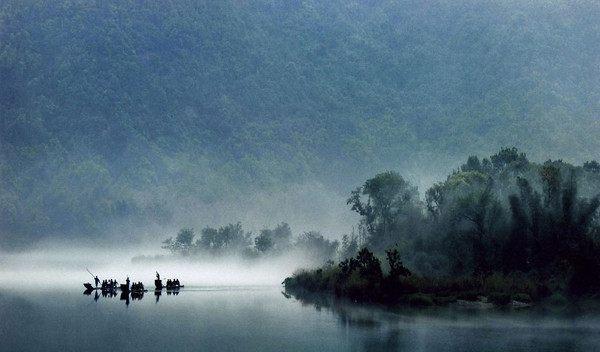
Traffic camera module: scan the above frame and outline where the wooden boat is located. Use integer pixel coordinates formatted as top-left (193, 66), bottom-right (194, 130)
top-left (166, 285), bottom-right (184, 290)
top-left (84, 282), bottom-right (118, 291)
top-left (155, 278), bottom-right (184, 290)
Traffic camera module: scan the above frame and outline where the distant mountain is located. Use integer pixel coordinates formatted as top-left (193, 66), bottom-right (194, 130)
top-left (1, 0), bottom-right (598, 248)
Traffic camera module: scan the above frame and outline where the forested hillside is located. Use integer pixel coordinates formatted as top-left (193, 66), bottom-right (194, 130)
top-left (1, 0), bottom-right (599, 248)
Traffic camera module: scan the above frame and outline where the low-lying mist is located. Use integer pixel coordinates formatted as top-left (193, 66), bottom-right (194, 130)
top-left (0, 245), bottom-right (318, 290)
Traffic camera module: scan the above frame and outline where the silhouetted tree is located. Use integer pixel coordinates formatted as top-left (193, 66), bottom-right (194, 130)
top-left (162, 228), bottom-right (195, 256)
top-left (254, 232), bottom-right (274, 253)
top-left (348, 171), bottom-right (422, 251)
top-left (583, 160), bottom-right (600, 173)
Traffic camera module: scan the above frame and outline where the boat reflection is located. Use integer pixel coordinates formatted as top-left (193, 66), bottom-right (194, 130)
top-left (84, 287), bottom-right (182, 305)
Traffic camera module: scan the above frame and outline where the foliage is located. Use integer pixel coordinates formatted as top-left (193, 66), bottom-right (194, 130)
top-left (254, 223), bottom-right (292, 253)
top-left (254, 232), bottom-right (274, 253)
top-left (294, 231), bottom-right (339, 263)
top-left (347, 171), bottom-right (423, 252)
top-left (338, 234), bottom-right (359, 260)
top-left (162, 228), bottom-right (196, 256)
top-left (2, 0), bottom-right (600, 248)
top-left (286, 148), bottom-right (600, 303)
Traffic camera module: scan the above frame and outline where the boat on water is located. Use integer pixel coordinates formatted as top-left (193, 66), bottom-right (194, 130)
top-left (84, 282), bottom-right (118, 291)
top-left (155, 278), bottom-right (184, 290)
top-left (120, 284), bottom-right (148, 293)
top-left (167, 284), bottom-right (184, 290)
top-left (84, 272), bottom-right (179, 293)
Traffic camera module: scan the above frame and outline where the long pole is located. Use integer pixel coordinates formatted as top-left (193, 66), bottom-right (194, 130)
top-left (86, 267), bottom-right (95, 279)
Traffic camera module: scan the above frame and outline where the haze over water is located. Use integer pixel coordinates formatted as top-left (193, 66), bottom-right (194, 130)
top-left (1, 251), bottom-right (600, 352)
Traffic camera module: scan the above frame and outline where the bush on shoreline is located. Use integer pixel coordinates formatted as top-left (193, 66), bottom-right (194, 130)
top-left (283, 247), bottom-right (566, 307)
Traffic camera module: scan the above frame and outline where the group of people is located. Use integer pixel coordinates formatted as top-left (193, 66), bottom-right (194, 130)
top-left (155, 272), bottom-right (182, 289)
top-left (102, 279), bottom-right (118, 290)
top-left (131, 281), bottom-right (145, 292)
top-left (166, 279), bottom-right (181, 288)
top-left (94, 276), bottom-right (119, 291)
top-left (90, 272), bottom-right (182, 293)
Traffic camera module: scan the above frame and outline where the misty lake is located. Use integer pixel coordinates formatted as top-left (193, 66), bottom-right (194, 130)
top-left (2, 286), bottom-right (600, 352)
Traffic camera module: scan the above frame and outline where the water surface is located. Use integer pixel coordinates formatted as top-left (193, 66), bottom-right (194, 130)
top-left (1, 286), bottom-right (599, 352)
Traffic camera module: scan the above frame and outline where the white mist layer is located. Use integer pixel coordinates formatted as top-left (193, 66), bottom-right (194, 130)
top-left (0, 247), bottom-right (317, 290)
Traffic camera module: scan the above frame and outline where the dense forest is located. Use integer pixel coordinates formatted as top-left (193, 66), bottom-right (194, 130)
top-left (283, 148), bottom-right (600, 305)
top-left (1, 0), bottom-right (599, 248)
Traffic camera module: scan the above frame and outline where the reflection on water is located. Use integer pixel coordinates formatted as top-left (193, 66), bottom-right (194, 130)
top-left (83, 288), bottom-right (181, 305)
top-left (1, 287), bottom-right (600, 352)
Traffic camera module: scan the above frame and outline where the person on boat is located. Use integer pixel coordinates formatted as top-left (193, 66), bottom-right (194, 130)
top-left (156, 272), bottom-right (160, 280)
top-left (94, 276), bottom-right (100, 288)
top-left (174, 279), bottom-right (180, 287)
top-left (166, 279), bottom-right (172, 287)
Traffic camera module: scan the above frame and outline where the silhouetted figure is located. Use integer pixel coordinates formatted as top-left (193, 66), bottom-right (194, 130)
top-left (120, 291), bottom-right (130, 306)
top-left (94, 276), bottom-right (100, 288)
top-left (156, 271), bottom-right (160, 280)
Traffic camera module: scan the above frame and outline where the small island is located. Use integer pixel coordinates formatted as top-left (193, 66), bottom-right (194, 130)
top-left (284, 148), bottom-right (600, 308)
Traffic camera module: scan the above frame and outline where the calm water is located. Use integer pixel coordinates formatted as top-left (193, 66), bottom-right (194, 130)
top-left (1, 286), bottom-right (600, 352)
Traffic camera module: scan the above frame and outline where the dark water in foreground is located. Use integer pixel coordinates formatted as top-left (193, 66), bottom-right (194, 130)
top-left (1, 287), bottom-right (600, 352)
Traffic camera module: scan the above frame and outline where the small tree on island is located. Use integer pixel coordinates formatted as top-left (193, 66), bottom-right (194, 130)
top-left (162, 228), bottom-right (196, 256)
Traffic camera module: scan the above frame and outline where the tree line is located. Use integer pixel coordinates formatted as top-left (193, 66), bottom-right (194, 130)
top-left (284, 148), bottom-right (600, 303)
top-left (3, 0), bottom-right (599, 249)
top-left (161, 222), bottom-right (339, 263)
top-left (163, 148), bottom-right (600, 301)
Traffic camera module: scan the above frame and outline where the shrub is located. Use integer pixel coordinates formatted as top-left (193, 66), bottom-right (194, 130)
top-left (488, 292), bottom-right (512, 306)
top-left (547, 292), bottom-right (567, 306)
top-left (457, 291), bottom-right (480, 301)
top-left (407, 293), bottom-right (434, 307)
top-left (513, 293), bottom-right (532, 303)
